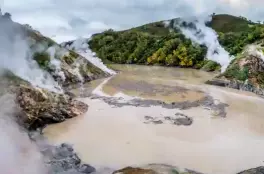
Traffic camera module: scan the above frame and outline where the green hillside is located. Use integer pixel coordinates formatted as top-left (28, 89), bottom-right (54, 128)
top-left (88, 14), bottom-right (264, 71)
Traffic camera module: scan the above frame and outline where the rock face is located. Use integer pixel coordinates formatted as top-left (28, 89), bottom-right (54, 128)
top-left (16, 85), bottom-right (88, 129)
top-left (207, 45), bottom-right (264, 96)
top-left (48, 49), bottom-right (109, 87)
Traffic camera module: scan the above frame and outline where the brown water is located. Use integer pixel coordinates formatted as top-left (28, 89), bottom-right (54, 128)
top-left (44, 65), bottom-right (264, 174)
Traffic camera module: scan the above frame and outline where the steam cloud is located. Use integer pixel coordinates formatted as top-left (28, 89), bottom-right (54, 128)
top-left (0, 94), bottom-right (47, 174)
top-left (247, 45), bottom-right (264, 62)
top-left (174, 16), bottom-right (233, 72)
top-left (0, 16), bottom-right (62, 92)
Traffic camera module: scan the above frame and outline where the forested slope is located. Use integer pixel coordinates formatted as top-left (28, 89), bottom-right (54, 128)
top-left (88, 14), bottom-right (264, 71)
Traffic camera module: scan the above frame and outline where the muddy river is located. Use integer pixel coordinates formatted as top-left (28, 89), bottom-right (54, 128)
top-left (43, 65), bottom-right (264, 174)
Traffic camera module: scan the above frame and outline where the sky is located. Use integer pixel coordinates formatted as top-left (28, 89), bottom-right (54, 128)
top-left (1, 0), bottom-right (263, 43)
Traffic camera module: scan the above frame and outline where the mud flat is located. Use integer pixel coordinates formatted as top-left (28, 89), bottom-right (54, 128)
top-left (44, 65), bottom-right (264, 174)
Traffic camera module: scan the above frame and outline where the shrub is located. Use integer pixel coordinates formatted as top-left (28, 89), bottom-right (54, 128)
top-left (223, 64), bottom-right (249, 81)
top-left (33, 52), bottom-right (50, 69)
top-left (202, 60), bottom-right (221, 72)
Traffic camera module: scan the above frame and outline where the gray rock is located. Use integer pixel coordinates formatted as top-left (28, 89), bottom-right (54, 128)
top-left (174, 117), bottom-right (193, 126)
top-left (145, 116), bottom-right (154, 120)
top-left (237, 166), bottom-right (264, 174)
top-left (152, 120), bottom-right (163, 124)
top-left (78, 164), bottom-right (96, 173)
top-left (42, 143), bottom-right (96, 174)
top-left (206, 79), bottom-right (264, 97)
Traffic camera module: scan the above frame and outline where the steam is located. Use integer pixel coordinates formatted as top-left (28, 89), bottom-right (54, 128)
top-left (0, 16), bottom-right (62, 93)
top-left (174, 16), bottom-right (232, 72)
top-left (47, 46), bottom-right (66, 82)
top-left (247, 45), bottom-right (264, 61)
top-left (0, 94), bottom-right (47, 174)
top-left (63, 38), bottom-right (116, 75)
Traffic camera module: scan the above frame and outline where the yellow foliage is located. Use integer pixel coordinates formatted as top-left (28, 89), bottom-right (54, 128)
top-left (147, 57), bottom-right (152, 64)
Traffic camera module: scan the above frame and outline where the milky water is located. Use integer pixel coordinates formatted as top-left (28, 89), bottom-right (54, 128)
top-left (44, 65), bottom-right (264, 174)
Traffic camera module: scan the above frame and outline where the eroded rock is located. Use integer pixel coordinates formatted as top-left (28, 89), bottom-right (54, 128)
top-left (16, 85), bottom-right (88, 129)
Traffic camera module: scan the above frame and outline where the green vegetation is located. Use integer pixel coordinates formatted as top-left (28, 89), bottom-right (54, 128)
top-left (89, 27), bottom-right (207, 69)
top-left (202, 60), bottom-right (221, 72)
top-left (218, 25), bottom-right (264, 55)
top-left (33, 52), bottom-right (50, 69)
top-left (223, 64), bottom-right (249, 81)
top-left (89, 14), bottom-right (264, 71)
top-left (208, 14), bottom-right (254, 33)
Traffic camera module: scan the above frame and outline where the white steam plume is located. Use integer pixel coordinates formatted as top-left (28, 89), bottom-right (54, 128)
top-left (47, 46), bottom-right (66, 82)
top-left (247, 45), bottom-right (264, 61)
top-left (175, 16), bottom-right (233, 72)
top-left (0, 17), bottom-right (62, 93)
top-left (0, 94), bottom-right (47, 174)
top-left (64, 38), bottom-right (116, 75)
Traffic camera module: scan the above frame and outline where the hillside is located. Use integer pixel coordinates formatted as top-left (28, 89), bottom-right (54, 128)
top-left (88, 14), bottom-right (264, 71)
top-left (0, 13), bottom-right (109, 91)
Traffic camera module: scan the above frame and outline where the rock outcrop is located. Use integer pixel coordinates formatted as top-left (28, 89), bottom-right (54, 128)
top-left (113, 166), bottom-right (264, 174)
top-left (42, 143), bottom-right (96, 174)
top-left (29, 35), bottom-right (110, 87)
top-left (3, 15), bottom-right (110, 88)
top-left (113, 167), bottom-right (157, 174)
top-left (16, 85), bottom-right (88, 129)
top-left (237, 167), bottom-right (264, 174)
top-left (206, 45), bottom-right (264, 96)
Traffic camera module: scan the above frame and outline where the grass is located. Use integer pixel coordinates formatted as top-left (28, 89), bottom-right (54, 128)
top-left (208, 14), bottom-right (254, 33)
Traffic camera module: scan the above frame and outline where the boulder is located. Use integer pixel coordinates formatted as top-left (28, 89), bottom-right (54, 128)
top-left (113, 167), bottom-right (157, 174)
top-left (41, 143), bottom-right (96, 174)
top-left (16, 84), bottom-right (88, 129)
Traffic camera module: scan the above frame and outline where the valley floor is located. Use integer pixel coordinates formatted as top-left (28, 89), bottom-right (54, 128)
top-left (44, 65), bottom-right (264, 174)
